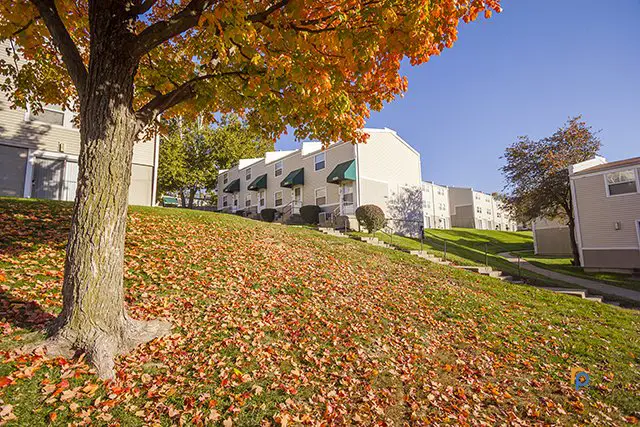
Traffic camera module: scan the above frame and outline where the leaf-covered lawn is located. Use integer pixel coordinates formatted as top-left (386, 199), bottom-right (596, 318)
top-left (0, 198), bottom-right (638, 426)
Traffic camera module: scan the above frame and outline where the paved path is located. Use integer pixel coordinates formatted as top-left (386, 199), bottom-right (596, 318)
top-left (498, 252), bottom-right (640, 303)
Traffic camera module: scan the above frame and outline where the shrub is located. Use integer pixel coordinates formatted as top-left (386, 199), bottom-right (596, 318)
top-left (300, 205), bottom-right (321, 224)
top-left (235, 209), bottom-right (245, 217)
top-left (260, 208), bottom-right (277, 222)
top-left (355, 204), bottom-right (386, 233)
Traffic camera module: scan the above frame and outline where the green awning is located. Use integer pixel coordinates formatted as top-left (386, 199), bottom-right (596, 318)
top-left (223, 178), bottom-right (240, 193)
top-left (280, 168), bottom-right (304, 188)
top-left (326, 159), bottom-right (356, 184)
top-left (247, 174), bottom-right (267, 191)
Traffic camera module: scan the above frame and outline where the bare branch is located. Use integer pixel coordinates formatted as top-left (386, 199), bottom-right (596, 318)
top-left (28, 0), bottom-right (87, 96)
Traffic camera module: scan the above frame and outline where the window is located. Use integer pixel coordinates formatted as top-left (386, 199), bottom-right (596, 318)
top-left (425, 201), bottom-right (431, 208)
top-left (314, 153), bottom-right (325, 171)
top-left (425, 186), bottom-right (430, 192)
top-left (475, 194), bottom-right (480, 200)
top-left (487, 209), bottom-right (492, 215)
top-left (223, 173), bottom-right (228, 185)
top-left (476, 206), bottom-right (482, 214)
top-left (496, 212), bottom-right (501, 218)
top-left (606, 170), bottom-right (637, 196)
top-left (439, 203), bottom-right (446, 211)
top-left (274, 191), bottom-right (283, 207)
top-left (437, 188), bottom-right (444, 195)
top-left (30, 104), bottom-right (65, 126)
top-left (233, 196), bottom-right (238, 207)
top-left (259, 191), bottom-right (265, 207)
top-left (222, 196), bottom-right (228, 207)
top-left (274, 160), bottom-right (283, 177)
top-left (246, 168), bottom-right (251, 181)
top-left (315, 187), bottom-right (327, 205)
top-left (245, 194), bottom-right (251, 207)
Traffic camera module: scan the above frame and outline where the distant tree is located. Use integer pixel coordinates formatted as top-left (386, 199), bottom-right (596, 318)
top-left (158, 116), bottom-right (272, 208)
top-left (501, 116), bottom-right (601, 265)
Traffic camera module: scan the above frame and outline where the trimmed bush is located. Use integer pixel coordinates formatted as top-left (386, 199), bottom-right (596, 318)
top-left (300, 205), bottom-right (321, 224)
top-left (355, 204), bottom-right (386, 233)
top-left (260, 208), bottom-right (277, 222)
top-left (235, 209), bottom-right (245, 217)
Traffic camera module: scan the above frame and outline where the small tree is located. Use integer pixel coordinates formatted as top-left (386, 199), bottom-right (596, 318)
top-left (158, 116), bottom-right (273, 208)
top-left (356, 205), bottom-right (386, 234)
top-left (501, 116), bottom-right (601, 265)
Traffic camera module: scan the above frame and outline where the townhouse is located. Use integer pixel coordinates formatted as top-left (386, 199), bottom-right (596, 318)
top-left (448, 187), bottom-right (517, 231)
top-left (217, 128), bottom-right (422, 229)
top-left (569, 156), bottom-right (640, 274)
top-left (422, 181), bottom-right (451, 229)
top-left (0, 41), bottom-right (159, 206)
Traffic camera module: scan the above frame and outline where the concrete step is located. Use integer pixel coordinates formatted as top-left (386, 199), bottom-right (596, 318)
top-left (540, 287), bottom-right (588, 298)
top-left (460, 266), bottom-right (493, 274)
top-left (585, 296), bottom-right (604, 303)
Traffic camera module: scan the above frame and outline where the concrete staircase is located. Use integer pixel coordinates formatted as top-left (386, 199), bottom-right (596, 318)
top-left (317, 227), bottom-right (349, 238)
top-left (312, 227), bottom-right (617, 307)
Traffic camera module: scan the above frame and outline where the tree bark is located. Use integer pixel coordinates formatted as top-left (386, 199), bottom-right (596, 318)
top-left (188, 187), bottom-right (196, 209)
top-left (567, 218), bottom-right (581, 267)
top-left (179, 190), bottom-right (187, 208)
top-left (43, 10), bottom-right (170, 379)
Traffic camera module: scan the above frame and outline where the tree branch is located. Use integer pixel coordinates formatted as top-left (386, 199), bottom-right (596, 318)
top-left (129, 0), bottom-right (158, 16)
top-left (132, 0), bottom-right (214, 60)
top-left (28, 0), bottom-right (87, 96)
top-left (136, 71), bottom-right (249, 123)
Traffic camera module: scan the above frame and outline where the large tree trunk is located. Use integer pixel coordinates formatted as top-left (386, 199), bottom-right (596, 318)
top-left (43, 14), bottom-right (170, 379)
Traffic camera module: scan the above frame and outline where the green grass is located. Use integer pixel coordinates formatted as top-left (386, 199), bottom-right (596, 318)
top-left (521, 251), bottom-right (640, 292)
top-left (0, 198), bottom-right (639, 425)
top-left (352, 228), bottom-right (578, 290)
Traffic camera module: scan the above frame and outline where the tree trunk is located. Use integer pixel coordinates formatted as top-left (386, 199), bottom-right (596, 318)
top-left (43, 18), bottom-right (170, 379)
top-left (179, 190), bottom-right (187, 208)
top-left (567, 218), bottom-right (581, 266)
top-left (188, 187), bottom-right (196, 209)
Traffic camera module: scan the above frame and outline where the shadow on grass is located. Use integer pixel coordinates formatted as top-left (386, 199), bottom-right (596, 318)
top-left (0, 289), bottom-right (55, 332)
top-left (0, 198), bottom-right (71, 256)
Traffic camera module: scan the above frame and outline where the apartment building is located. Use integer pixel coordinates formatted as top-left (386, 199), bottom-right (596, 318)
top-left (570, 156), bottom-right (640, 274)
top-left (217, 128), bottom-right (422, 228)
top-left (448, 187), bottom-right (517, 231)
top-left (532, 217), bottom-right (573, 256)
top-left (422, 181), bottom-right (450, 229)
top-left (0, 41), bottom-right (159, 206)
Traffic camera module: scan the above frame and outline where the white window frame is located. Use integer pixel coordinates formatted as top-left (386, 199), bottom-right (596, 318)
top-left (604, 168), bottom-right (639, 197)
top-left (476, 206), bottom-right (482, 214)
top-left (315, 187), bottom-right (327, 206)
top-left (314, 152), bottom-right (326, 171)
top-left (274, 190), bottom-right (283, 207)
top-left (25, 104), bottom-right (78, 131)
top-left (222, 195), bottom-right (228, 207)
top-left (245, 193), bottom-right (251, 207)
top-left (274, 160), bottom-right (283, 177)
top-left (223, 173), bottom-right (228, 185)
top-left (245, 168), bottom-right (252, 181)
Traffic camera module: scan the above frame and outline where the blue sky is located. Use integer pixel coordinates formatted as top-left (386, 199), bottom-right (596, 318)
top-left (276, 0), bottom-right (640, 194)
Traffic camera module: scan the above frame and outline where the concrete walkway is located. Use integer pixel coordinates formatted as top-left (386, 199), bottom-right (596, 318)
top-left (498, 252), bottom-right (640, 302)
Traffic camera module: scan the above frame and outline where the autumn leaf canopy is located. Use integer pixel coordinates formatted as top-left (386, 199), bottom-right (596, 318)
top-left (0, 0), bottom-right (501, 143)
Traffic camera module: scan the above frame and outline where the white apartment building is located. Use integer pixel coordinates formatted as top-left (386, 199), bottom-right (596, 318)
top-left (422, 181), bottom-right (450, 229)
top-left (448, 187), bottom-right (517, 231)
top-left (217, 128), bottom-right (422, 229)
top-left (0, 41), bottom-right (158, 206)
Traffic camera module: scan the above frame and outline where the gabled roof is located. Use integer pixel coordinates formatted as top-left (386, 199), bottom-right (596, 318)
top-left (573, 156), bottom-right (640, 176)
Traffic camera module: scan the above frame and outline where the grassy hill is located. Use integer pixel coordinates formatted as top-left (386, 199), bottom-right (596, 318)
top-left (0, 198), bottom-right (639, 425)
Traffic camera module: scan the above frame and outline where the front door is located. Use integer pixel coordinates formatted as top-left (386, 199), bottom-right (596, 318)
top-left (258, 190), bottom-right (266, 213)
top-left (292, 186), bottom-right (302, 214)
top-left (32, 157), bottom-right (64, 200)
top-left (339, 182), bottom-right (354, 215)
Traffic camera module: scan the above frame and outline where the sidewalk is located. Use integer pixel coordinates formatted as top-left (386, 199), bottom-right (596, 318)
top-left (498, 252), bottom-right (640, 303)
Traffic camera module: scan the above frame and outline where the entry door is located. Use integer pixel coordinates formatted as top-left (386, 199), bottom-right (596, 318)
top-left (258, 190), bottom-right (266, 212)
top-left (340, 182), bottom-right (354, 215)
top-left (32, 157), bottom-right (64, 200)
top-left (292, 186), bottom-right (302, 214)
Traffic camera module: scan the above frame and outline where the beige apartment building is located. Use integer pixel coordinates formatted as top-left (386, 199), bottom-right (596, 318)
top-left (448, 187), bottom-right (517, 231)
top-left (532, 217), bottom-right (573, 256)
top-left (570, 156), bottom-right (640, 274)
top-left (0, 41), bottom-right (159, 206)
top-left (422, 181), bottom-right (450, 229)
top-left (217, 128), bottom-right (422, 228)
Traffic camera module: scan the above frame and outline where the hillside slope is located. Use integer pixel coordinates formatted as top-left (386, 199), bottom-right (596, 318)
top-left (0, 198), bottom-right (638, 425)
